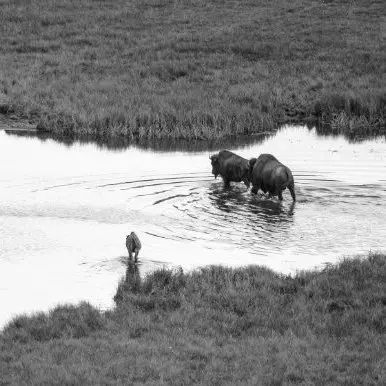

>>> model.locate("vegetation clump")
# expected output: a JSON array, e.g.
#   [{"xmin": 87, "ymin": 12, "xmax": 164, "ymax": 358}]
[
  {"xmin": 1, "ymin": 253, "xmax": 385, "ymax": 384},
  {"xmin": 0, "ymin": 0, "xmax": 385, "ymax": 142},
  {"xmin": 2, "ymin": 302, "xmax": 106, "ymax": 343}
]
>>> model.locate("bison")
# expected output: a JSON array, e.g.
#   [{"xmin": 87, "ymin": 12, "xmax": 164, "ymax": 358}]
[
  {"xmin": 210, "ymin": 150, "xmax": 250, "ymax": 188},
  {"xmin": 126, "ymin": 231, "xmax": 142, "ymax": 262},
  {"xmin": 249, "ymin": 153, "xmax": 296, "ymax": 201}
]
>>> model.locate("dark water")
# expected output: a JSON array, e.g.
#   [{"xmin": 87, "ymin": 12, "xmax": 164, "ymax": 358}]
[{"xmin": 1, "ymin": 125, "xmax": 385, "ymax": 328}]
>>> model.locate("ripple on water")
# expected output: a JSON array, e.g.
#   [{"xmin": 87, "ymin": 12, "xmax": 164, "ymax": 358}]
[{"xmin": 1, "ymin": 125, "xmax": 386, "ymax": 329}]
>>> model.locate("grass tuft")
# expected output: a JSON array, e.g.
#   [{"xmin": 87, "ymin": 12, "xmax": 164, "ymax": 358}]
[
  {"xmin": 114, "ymin": 265, "xmax": 185, "ymax": 312},
  {"xmin": 1, "ymin": 253, "xmax": 386, "ymax": 383},
  {"xmin": 2, "ymin": 302, "xmax": 106, "ymax": 343}
]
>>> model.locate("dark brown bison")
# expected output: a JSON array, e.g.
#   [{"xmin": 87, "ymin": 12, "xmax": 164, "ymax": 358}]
[
  {"xmin": 249, "ymin": 153, "xmax": 296, "ymax": 201},
  {"xmin": 210, "ymin": 150, "xmax": 250, "ymax": 187}
]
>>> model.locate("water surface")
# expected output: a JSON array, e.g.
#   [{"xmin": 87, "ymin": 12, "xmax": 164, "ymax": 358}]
[{"xmin": 1, "ymin": 125, "xmax": 385, "ymax": 328}]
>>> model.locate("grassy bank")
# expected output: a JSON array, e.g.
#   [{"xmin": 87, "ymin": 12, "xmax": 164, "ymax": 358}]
[
  {"xmin": 1, "ymin": 253, "xmax": 385, "ymax": 384},
  {"xmin": 0, "ymin": 0, "xmax": 385, "ymax": 142}
]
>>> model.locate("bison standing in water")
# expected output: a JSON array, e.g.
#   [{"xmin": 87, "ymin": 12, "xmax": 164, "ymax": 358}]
[
  {"xmin": 210, "ymin": 150, "xmax": 250, "ymax": 188},
  {"xmin": 126, "ymin": 231, "xmax": 142, "ymax": 262},
  {"xmin": 249, "ymin": 154, "xmax": 296, "ymax": 201}
]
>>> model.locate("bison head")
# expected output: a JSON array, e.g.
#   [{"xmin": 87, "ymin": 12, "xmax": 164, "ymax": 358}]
[{"xmin": 210, "ymin": 154, "xmax": 219, "ymax": 178}]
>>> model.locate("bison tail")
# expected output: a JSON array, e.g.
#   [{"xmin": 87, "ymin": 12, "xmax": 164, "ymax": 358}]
[
  {"xmin": 288, "ymin": 183, "xmax": 296, "ymax": 201},
  {"xmin": 276, "ymin": 167, "xmax": 295, "ymax": 201},
  {"xmin": 284, "ymin": 168, "xmax": 296, "ymax": 201}
]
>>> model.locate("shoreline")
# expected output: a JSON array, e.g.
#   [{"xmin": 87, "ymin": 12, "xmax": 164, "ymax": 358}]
[
  {"xmin": 1, "ymin": 252, "xmax": 385, "ymax": 383},
  {"xmin": 1, "ymin": 0, "xmax": 384, "ymax": 145},
  {"xmin": 1, "ymin": 102, "xmax": 384, "ymax": 149},
  {"xmin": 1, "ymin": 0, "xmax": 385, "ymax": 381}
]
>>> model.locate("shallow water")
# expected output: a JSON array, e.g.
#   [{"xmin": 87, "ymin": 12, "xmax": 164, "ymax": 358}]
[{"xmin": 1, "ymin": 125, "xmax": 386, "ymax": 328}]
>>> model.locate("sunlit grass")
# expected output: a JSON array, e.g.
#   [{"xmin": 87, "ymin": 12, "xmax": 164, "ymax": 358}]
[{"xmin": 0, "ymin": 0, "xmax": 384, "ymax": 141}]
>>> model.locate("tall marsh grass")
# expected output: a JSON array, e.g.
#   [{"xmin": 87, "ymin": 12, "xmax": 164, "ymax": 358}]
[
  {"xmin": 2, "ymin": 302, "xmax": 106, "ymax": 343},
  {"xmin": 0, "ymin": 0, "xmax": 385, "ymax": 141},
  {"xmin": 3, "ymin": 254, "xmax": 385, "ymax": 384}
]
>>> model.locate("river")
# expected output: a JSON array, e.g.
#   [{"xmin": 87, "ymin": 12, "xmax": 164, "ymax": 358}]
[{"xmin": 1, "ymin": 124, "xmax": 385, "ymax": 328}]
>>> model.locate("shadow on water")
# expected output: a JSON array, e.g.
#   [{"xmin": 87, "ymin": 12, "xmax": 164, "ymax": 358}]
[
  {"xmin": 248, "ymin": 196, "xmax": 295, "ymax": 219},
  {"xmin": 113, "ymin": 262, "xmax": 140, "ymax": 304},
  {"xmin": 124, "ymin": 261, "xmax": 140, "ymax": 284},
  {"xmin": 209, "ymin": 184, "xmax": 295, "ymax": 219},
  {"xmin": 313, "ymin": 124, "xmax": 386, "ymax": 143},
  {"xmin": 208, "ymin": 185, "xmax": 250, "ymax": 213},
  {"xmin": 4, "ymin": 130, "xmax": 273, "ymax": 152},
  {"xmin": 206, "ymin": 184, "xmax": 296, "ymax": 252},
  {"xmin": 4, "ymin": 116, "xmax": 385, "ymax": 150}
]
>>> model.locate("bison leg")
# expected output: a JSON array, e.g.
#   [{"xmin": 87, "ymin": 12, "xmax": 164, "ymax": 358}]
[
  {"xmin": 251, "ymin": 186, "xmax": 258, "ymax": 195},
  {"xmin": 278, "ymin": 191, "xmax": 283, "ymax": 201},
  {"xmin": 288, "ymin": 184, "xmax": 296, "ymax": 202},
  {"xmin": 243, "ymin": 178, "xmax": 250, "ymax": 188},
  {"xmin": 134, "ymin": 248, "xmax": 139, "ymax": 263},
  {"xmin": 128, "ymin": 250, "xmax": 133, "ymax": 260}
]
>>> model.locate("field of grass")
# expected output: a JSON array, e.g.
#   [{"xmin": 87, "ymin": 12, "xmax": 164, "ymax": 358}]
[
  {"xmin": 0, "ymin": 0, "xmax": 385, "ymax": 142},
  {"xmin": 1, "ymin": 253, "xmax": 385, "ymax": 384}
]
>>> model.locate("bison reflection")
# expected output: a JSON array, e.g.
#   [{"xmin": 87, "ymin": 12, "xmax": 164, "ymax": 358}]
[
  {"xmin": 210, "ymin": 150, "xmax": 250, "ymax": 188},
  {"xmin": 249, "ymin": 154, "xmax": 296, "ymax": 201},
  {"xmin": 113, "ymin": 261, "xmax": 140, "ymax": 304},
  {"xmin": 124, "ymin": 261, "xmax": 140, "ymax": 283}
]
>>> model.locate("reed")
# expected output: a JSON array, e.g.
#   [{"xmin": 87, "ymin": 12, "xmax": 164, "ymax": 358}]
[
  {"xmin": 2, "ymin": 253, "xmax": 385, "ymax": 384},
  {"xmin": 0, "ymin": 0, "xmax": 384, "ymax": 142},
  {"xmin": 2, "ymin": 302, "xmax": 106, "ymax": 343}
]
